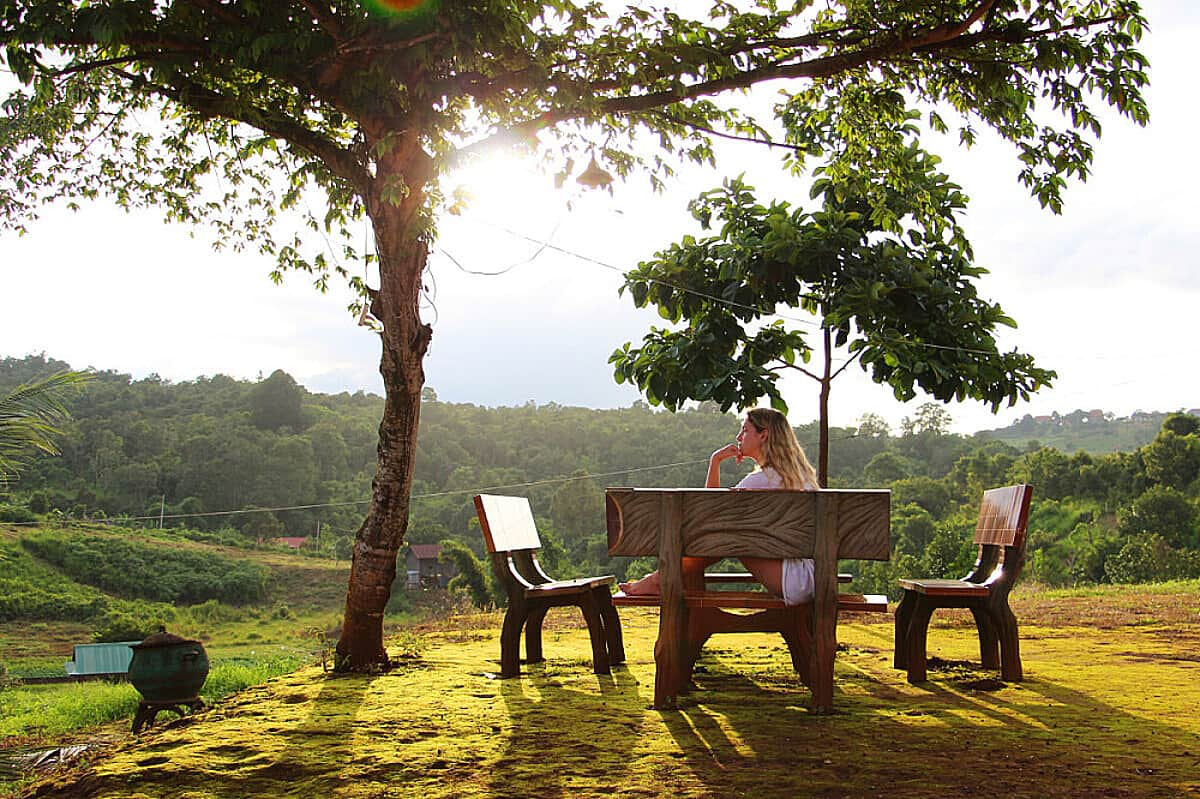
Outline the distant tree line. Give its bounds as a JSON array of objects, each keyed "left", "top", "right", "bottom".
[{"left": 2, "top": 354, "right": 1198, "bottom": 598}]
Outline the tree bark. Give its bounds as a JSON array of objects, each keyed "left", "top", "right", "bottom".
[{"left": 335, "top": 147, "right": 433, "bottom": 670}]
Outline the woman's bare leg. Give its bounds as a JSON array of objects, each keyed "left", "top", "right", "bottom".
[
  {"left": 740, "top": 557, "right": 784, "bottom": 600},
  {"left": 620, "top": 556, "right": 717, "bottom": 594}
]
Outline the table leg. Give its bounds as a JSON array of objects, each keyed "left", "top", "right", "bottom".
[
  {"left": 810, "top": 492, "right": 839, "bottom": 713},
  {"left": 654, "top": 492, "right": 684, "bottom": 709}
]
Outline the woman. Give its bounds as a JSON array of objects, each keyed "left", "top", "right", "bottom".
[{"left": 619, "top": 407, "right": 819, "bottom": 605}]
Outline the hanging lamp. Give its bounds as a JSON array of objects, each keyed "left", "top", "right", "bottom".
[{"left": 575, "top": 155, "right": 613, "bottom": 190}]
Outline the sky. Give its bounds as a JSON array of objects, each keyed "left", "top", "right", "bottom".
[{"left": 2, "top": 2, "right": 1198, "bottom": 437}]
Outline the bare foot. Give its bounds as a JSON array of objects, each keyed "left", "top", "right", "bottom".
[{"left": 618, "top": 571, "right": 661, "bottom": 595}]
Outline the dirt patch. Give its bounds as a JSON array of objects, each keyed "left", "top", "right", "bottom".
[{"left": 955, "top": 677, "right": 1008, "bottom": 691}]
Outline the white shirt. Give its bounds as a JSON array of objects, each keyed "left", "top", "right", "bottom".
[{"left": 735, "top": 466, "right": 816, "bottom": 490}]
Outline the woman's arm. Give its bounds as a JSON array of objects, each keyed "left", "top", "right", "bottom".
[{"left": 706, "top": 444, "right": 740, "bottom": 488}]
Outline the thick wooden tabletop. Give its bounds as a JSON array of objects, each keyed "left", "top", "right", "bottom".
[{"left": 606, "top": 488, "right": 890, "bottom": 560}]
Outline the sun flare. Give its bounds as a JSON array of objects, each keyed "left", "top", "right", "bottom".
[{"left": 446, "top": 153, "right": 572, "bottom": 223}]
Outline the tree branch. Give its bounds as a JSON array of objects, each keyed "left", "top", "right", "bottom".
[
  {"left": 914, "top": 13, "right": 1127, "bottom": 53},
  {"left": 454, "top": 4, "right": 1023, "bottom": 160},
  {"left": 721, "top": 24, "right": 866, "bottom": 56},
  {"left": 296, "top": 0, "right": 346, "bottom": 41},
  {"left": 829, "top": 348, "right": 863, "bottom": 381},
  {"left": 113, "top": 68, "right": 370, "bottom": 195},
  {"left": 592, "top": 11, "right": 1006, "bottom": 118},
  {"left": 440, "top": 25, "right": 866, "bottom": 106},
  {"left": 783, "top": 363, "right": 824, "bottom": 383},
  {"left": 646, "top": 110, "right": 807, "bottom": 152},
  {"left": 50, "top": 51, "right": 199, "bottom": 77},
  {"left": 333, "top": 30, "right": 439, "bottom": 57},
  {"left": 182, "top": 0, "right": 243, "bottom": 28},
  {"left": 905, "top": 0, "right": 995, "bottom": 50}
]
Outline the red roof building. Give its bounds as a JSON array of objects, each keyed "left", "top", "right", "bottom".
[{"left": 405, "top": 543, "right": 457, "bottom": 589}]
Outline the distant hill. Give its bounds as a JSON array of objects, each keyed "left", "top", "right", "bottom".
[{"left": 974, "top": 409, "right": 1193, "bottom": 453}]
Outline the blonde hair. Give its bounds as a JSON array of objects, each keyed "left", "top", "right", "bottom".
[{"left": 745, "top": 408, "right": 817, "bottom": 490}]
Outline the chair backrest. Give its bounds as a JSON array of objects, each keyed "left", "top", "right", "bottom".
[
  {"left": 474, "top": 494, "right": 542, "bottom": 554},
  {"left": 972, "top": 484, "right": 1034, "bottom": 549},
  {"left": 963, "top": 484, "right": 1033, "bottom": 588}
]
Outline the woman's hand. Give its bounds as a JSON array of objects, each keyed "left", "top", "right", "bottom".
[{"left": 711, "top": 442, "right": 742, "bottom": 465}]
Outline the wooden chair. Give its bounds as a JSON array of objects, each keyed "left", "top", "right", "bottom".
[
  {"left": 473, "top": 494, "right": 625, "bottom": 678},
  {"left": 894, "top": 484, "right": 1033, "bottom": 683}
]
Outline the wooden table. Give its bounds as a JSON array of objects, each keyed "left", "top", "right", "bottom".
[{"left": 606, "top": 488, "right": 890, "bottom": 712}]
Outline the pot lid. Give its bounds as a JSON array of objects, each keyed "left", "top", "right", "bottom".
[{"left": 133, "top": 628, "right": 202, "bottom": 649}]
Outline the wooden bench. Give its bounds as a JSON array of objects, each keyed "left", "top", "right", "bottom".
[
  {"left": 894, "top": 484, "right": 1033, "bottom": 683},
  {"left": 606, "top": 488, "right": 890, "bottom": 711},
  {"left": 474, "top": 494, "right": 625, "bottom": 678},
  {"left": 612, "top": 573, "right": 885, "bottom": 681}
]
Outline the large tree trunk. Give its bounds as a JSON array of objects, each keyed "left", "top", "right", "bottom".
[{"left": 335, "top": 151, "right": 433, "bottom": 670}]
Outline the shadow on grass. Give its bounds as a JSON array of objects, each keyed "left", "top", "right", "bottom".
[
  {"left": 490, "top": 663, "right": 646, "bottom": 799},
  {"left": 651, "top": 644, "right": 1200, "bottom": 799},
  {"left": 24, "top": 672, "right": 380, "bottom": 799}
]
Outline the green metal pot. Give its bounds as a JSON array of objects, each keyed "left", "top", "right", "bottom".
[{"left": 127, "top": 630, "right": 209, "bottom": 702}]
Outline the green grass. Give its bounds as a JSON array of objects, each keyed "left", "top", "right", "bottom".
[
  {"left": 200, "top": 653, "right": 308, "bottom": 701},
  {"left": 1022, "top": 577, "right": 1200, "bottom": 599},
  {"left": 0, "top": 654, "right": 308, "bottom": 744},
  {"left": 0, "top": 682, "right": 140, "bottom": 741},
  {"left": 2, "top": 657, "right": 67, "bottom": 679}
]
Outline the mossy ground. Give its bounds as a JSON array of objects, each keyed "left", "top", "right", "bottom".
[{"left": 16, "top": 587, "right": 1200, "bottom": 799}]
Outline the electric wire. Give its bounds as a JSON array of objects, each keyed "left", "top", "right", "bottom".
[
  {"left": 6, "top": 433, "right": 872, "bottom": 527},
  {"left": 438, "top": 214, "right": 567, "bottom": 277}
]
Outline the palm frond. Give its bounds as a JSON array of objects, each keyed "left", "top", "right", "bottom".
[{"left": 0, "top": 370, "right": 93, "bottom": 480}]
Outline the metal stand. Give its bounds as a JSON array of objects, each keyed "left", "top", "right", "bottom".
[{"left": 131, "top": 697, "right": 204, "bottom": 733}]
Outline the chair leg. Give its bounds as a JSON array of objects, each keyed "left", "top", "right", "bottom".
[
  {"left": 905, "top": 598, "right": 936, "bottom": 684},
  {"left": 894, "top": 590, "right": 917, "bottom": 670},
  {"left": 578, "top": 593, "right": 611, "bottom": 675},
  {"left": 499, "top": 604, "right": 527, "bottom": 678},
  {"left": 970, "top": 605, "right": 1000, "bottom": 670},
  {"left": 595, "top": 588, "right": 625, "bottom": 666},
  {"left": 991, "top": 600, "right": 1023, "bottom": 681},
  {"left": 525, "top": 605, "right": 549, "bottom": 664}
]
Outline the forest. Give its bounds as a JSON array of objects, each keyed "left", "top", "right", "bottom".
[{"left": 2, "top": 353, "right": 1198, "bottom": 601}]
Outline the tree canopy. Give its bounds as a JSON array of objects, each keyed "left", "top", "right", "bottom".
[
  {"left": 611, "top": 163, "right": 1054, "bottom": 482},
  {"left": 0, "top": 0, "right": 1150, "bottom": 668}
]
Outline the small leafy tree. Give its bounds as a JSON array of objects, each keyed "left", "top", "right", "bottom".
[
  {"left": 862, "top": 451, "right": 914, "bottom": 486},
  {"left": 439, "top": 539, "right": 498, "bottom": 610},
  {"left": 1104, "top": 535, "right": 1200, "bottom": 584},
  {"left": 1118, "top": 486, "right": 1197, "bottom": 550},
  {"left": 1162, "top": 413, "right": 1200, "bottom": 439},
  {"left": 901, "top": 404, "right": 956, "bottom": 438},
  {"left": 612, "top": 162, "right": 1054, "bottom": 483},
  {"left": 248, "top": 370, "right": 306, "bottom": 432},
  {"left": 1141, "top": 431, "right": 1200, "bottom": 492}
]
